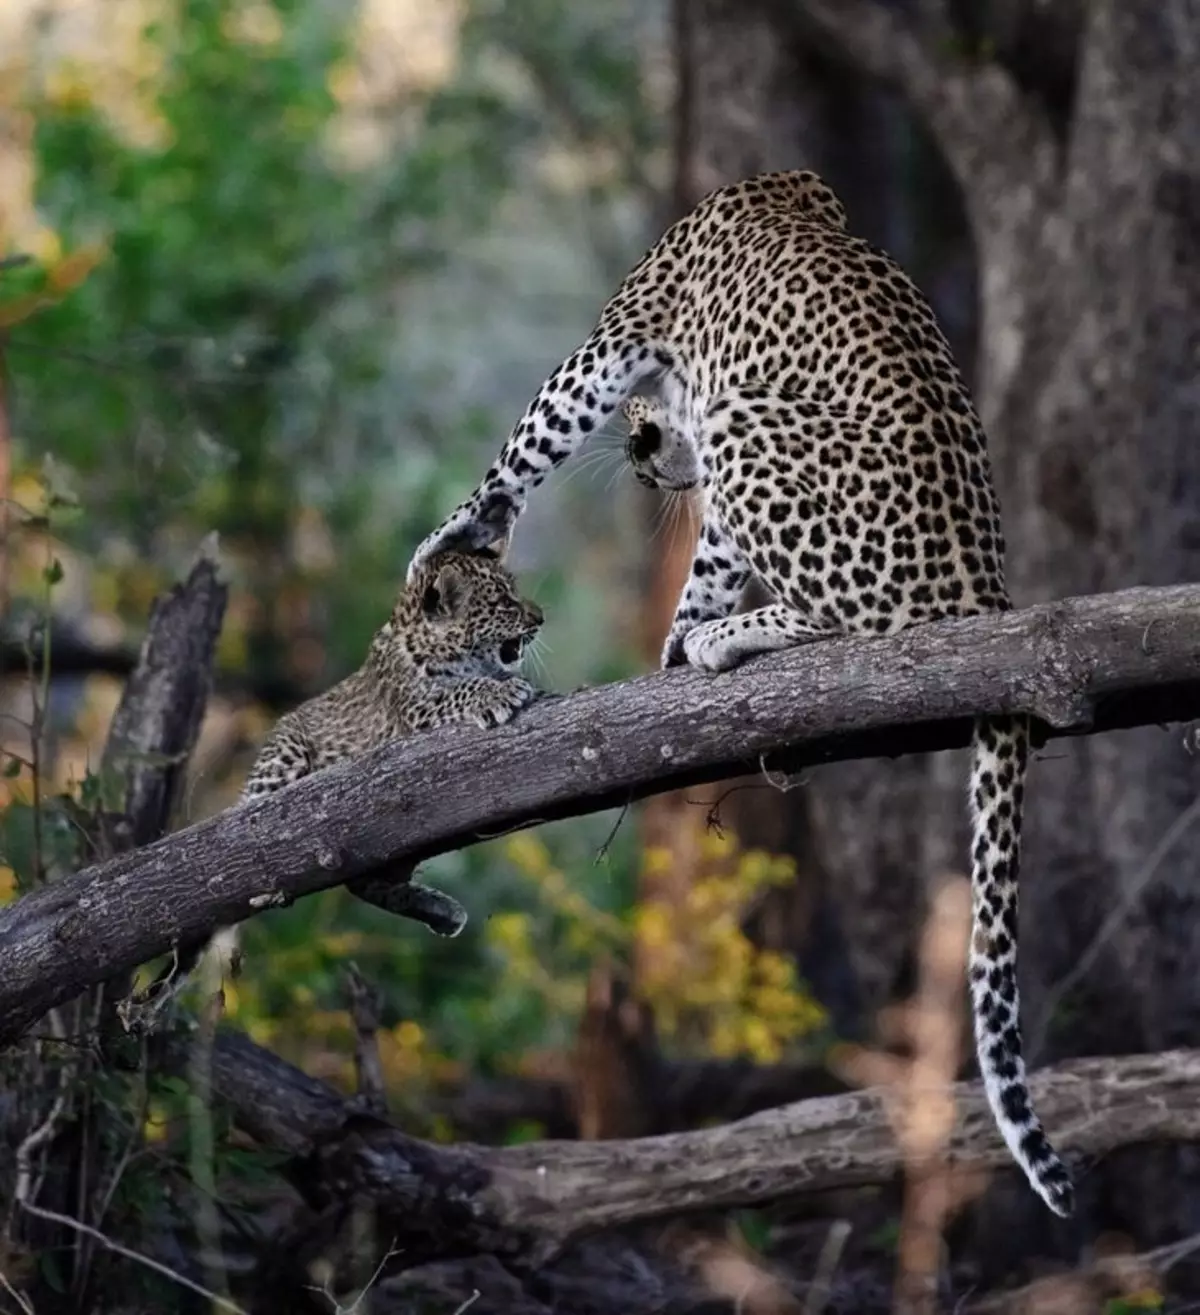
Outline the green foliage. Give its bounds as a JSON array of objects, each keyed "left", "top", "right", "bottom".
[
  {"left": 10, "top": 0, "right": 534, "bottom": 686},
  {"left": 229, "top": 810, "right": 641, "bottom": 1089},
  {"left": 2, "top": 0, "right": 665, "bottom": 1127},
  {"left": 1105, "top": 1294, "right": 1164, "bottom": 1314},
  {"left": 731, "top": 1208, "right": 773, "bottom": 1255}
]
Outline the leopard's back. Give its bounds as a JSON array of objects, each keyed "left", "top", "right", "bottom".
[{"left": 626, "top": 172, "right": 1011, "bottom": 620}]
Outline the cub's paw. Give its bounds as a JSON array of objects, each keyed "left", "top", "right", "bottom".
[
  {"left": 473, "top": 677, "right": 539, "bottom": 729},
  {"left": 682, "top": 620, "right": 743, "bottom": 673},
  {"left": 391, "top": 882, "right": 469, "bottom": 938}
]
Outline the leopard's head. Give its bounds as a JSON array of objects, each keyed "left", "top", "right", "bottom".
[{"left": 621, "top": 396, "right": 700, "bottom": 492}]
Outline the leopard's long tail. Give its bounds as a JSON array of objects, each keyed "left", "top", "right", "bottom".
[{"left": 967, "top": 714, "right": 1074, "bottom": 1216}]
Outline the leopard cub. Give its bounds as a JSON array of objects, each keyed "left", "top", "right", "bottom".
[
  {"left": 129, "top": 548, "right": 544, "bottom": 1027},
  {"left": 243, "top": 545, "right": 544, "bottom": 798}
]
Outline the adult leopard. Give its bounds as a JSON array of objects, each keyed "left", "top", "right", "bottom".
[{"left": 409, "top": 169, "right": 1072, "bottom": 1216}]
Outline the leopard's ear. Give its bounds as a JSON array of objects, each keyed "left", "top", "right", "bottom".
[{"left": 422, "top": 559, "right": 467, "bottom": 618}]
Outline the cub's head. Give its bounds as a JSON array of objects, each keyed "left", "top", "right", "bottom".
[
  {"left": 385, "top": 547, "right": 543, "bottom": 674},
  {"left": 621, "top": 396, "right": 700, "bottom": 492}
]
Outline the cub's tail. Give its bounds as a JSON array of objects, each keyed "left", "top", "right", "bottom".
[{"left": 968, "top": 714, "right": 1074, "bottom": 1216}]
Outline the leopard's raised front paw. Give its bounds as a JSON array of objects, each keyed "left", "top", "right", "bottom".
[
  {"left": 408, "top": 491, "right": 518, "bottom": 583},
  {"left": 473, "top": 677, "right": 538, "bottom": 729}
]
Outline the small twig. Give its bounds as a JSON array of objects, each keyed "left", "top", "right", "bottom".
[
  {"left": 188, "top": 962, "right": 235, "bottom": 1312},
  {"left": 307, "top": 1239, "right": 403, "bottom": 1314},
  {"left": 17, "top": 1197, "right": 247, "bottom": 1315},
  {"left": 13, "top": 1091, "right": 67, "bottom": 1214},
  {"left": 452, "top": 1293, "right": 481, "bottom": 1315},
  {"left": 473, "top": 815, "right": 549, "bottom": 842},
  {"left": 804, "top": 1219, "right": 852, "bottom": 1315},
  {"left": 0, "top": 1267, "right": 35, "bottom": 1315},
  {"left": 593, "top": 797, "right": 631, "bottom": 864},
  {"left": 92, "top": 1053, "right": 149, "bottom": 1237},
  {"left": 758, "top": 753, "right": 808, "bottom": 793},
  {"left": 688, "top": 783, "right": 748, "bottom": 835}
]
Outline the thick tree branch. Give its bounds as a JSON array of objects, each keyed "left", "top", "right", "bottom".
[
  {"left": 207, "top": 1031, "right": 1200, "bottom": 1263},
  {"left": 788, "top": 0, "right": 1061, "bottom": 226},
  {"left": 1, "top": 583, "right": 1199, "bottom": 1047}
]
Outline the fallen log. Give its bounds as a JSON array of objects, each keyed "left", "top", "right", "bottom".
[{"left": 206, "top": 1029, "right": 1200, "bottom": 1262}]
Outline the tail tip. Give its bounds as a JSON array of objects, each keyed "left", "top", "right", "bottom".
[{"left": 1037, "top": 1163, "right": 1075, "bottom": 1218}]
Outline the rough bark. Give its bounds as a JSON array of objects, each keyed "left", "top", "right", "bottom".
[
  {"left": 1, "top": 584, "right": 1198, "bottom": 1048},
  {"left": 793, "top": 0, "right": 1200, "bottom": 1271},
  {"left": 205, "top": 1028, "right": 1200, "bottom": 1263},
  {"left": 97, "top": 537, "right": 227, "bottom": 847}
]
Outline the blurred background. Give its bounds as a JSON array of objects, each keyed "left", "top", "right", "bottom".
[{"left": 2, "top": 0, "right": 1199, "bottom": 1310}]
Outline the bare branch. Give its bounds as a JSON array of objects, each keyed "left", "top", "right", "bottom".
[
  {"left": 98, "top": 534, "right": 227, "bottom": 847},
  {"left": 204, "top": 1030, "right": 1200, "bottom": 1263},
  {"left": 2, "top": 583, "right": 1200, "bottom": 1047},
  {"left": 16, "top": 1195, "right": 248, "bottom": 1315}
]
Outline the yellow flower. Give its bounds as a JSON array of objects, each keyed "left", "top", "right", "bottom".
[
  {"left": 634, "top": 902, "right": 674, "bottom": 951},
  {"left": 699, "top": 829, "right": 736, "bottom": 863},
  {"left": 640, "top": 846, "right": 674, "bottom": 878},
  {"left": 505, "top": 832, "right": 553, "bottom": 879},
  {"left": 488, "top": 911, "right": 532, "bottom": 955},
  {"left": 394, "top": 1019, "right": 424, "bottom": 1049}
]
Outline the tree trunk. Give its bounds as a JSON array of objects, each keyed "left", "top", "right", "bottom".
[
  {"left": 788, "top": 0, "right": 1200, "bottom": 1277},
  {"left": 638, "top": 0, "right": 930, "bottom": 1035},
  {"left": 970, "top": 1, "right": 1200, "bottom": 1266},
  {"left": 645, "top": 0, "right": 1200, "bottom": 1276}
]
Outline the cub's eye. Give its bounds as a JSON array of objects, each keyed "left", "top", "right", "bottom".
[
  {"left": 499, "top": 638, "right": 522, "bottom": 664},
  {"left": 421, "top": 584, "right": 441, "bottom": 616}
]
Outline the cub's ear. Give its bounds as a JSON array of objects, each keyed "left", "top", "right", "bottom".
[
  {"left": 422, "top": 560, "right": 466, "bottom": 617},
  {"left": 476, "top": 541, "right": 506, "bottom": 563}
]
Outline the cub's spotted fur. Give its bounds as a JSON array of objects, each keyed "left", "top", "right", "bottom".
[
  {"left": 243, "top": 547, "right": 543, "bottom": 795},
  {"left": 135, "top": 549, "right": 543, "bottom": 1023},
  {"left": 409, "top": 170, "right": 1071, "bottom": 1215}
]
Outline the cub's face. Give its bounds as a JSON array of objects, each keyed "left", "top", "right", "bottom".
[{"left": 397, "top": 548, "right": 543, "bottom": 672}]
